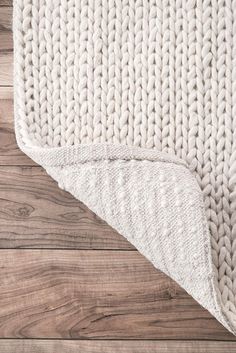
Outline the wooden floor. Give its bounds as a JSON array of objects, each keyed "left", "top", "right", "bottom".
[{"left": 1, "top": 1, "right": 236, "bottom": 352}]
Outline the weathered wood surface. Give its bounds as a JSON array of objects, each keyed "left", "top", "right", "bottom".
[
  {"left": 0, "top": 165, "right": 129, "bottom": 249},
  {"left": 0, "top": 7, "right": 12, "bottom": 31},
  {"left": 0, "top": 100, "right": 34, "bottom": 166},
  {"left": 0, "top": 7, "right": 12, "bottom": 87},
  {"left": 0, "top": 31, "right": 12, "bottom": 51},
  {"left": 0, "top": 340, "right": 236, "bottom": 353},
  {"left": 0, "top": 7, "right": 12, "bottom": 70},
  {"left": 0, "top": 52, "right": 12, "bottom": 85},
  {"left": 0, "top": 1, "right": 12, "bottom": 6},
  {"left": 0, "top": 250, "right": 233, "bottom": 340},
  {"left": 0, "top": 86, "right": 12, "bottom": 99}
]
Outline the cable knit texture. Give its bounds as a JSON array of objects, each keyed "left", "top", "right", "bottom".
[{"left": 14, "top": 0, "right": 236, "bottom": 334}]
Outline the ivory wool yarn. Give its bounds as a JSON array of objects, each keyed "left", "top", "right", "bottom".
[{"left": 14, "top": 0, "right": 236, "bottom": 334}]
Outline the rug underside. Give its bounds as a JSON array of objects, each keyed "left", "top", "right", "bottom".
[{"left": 14, "top": 0, "right": 236, "bottom": 334}]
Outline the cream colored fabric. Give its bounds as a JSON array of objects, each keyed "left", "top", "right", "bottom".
[{"left": 14, "top": 0, "right": 236, "bottom": 334}]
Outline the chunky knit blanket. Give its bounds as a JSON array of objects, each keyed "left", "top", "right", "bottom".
[{"left": 14, "top": 0, "right": 236, "bottom": 334}]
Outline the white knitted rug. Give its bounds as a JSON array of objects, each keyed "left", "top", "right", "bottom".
[{"left": 14, "top": 0, "right": 236, "bottom": 334}]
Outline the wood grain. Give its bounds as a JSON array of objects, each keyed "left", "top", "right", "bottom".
[
  {"left": 0, "top": 166, "right": 130, "bottom": 249},
  {"left": 0, "top": 100, "right": 37, "bottom": 165},
  {"left": 0, "top": 52, "right": 12, "bottom": 85},
  {"left": 0, "top": 340, "right": 236, "bottom": 353},
  {"left": 0, "top": 87, "right": 12, "bottom": 99},
  {"left": 0, "top": 1, "right": 12, "bottom": 6},
  {"left": 0, "top": 249, "right": 233, "bottom": 340},
  {"left": 0, "top": 31, "right": 12, "bottom": 51},
  {"left": 0, "top": 7, "right": 12, "bottom": 86},
  {"left": 0, "top": 7, "right": 12, "bottom": 31},
  {"left": 0, "top": 6, "right": 12, "bottom": 53}
]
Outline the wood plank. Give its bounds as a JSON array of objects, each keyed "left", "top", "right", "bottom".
[
  {"left": 0, "top": 100, "right": 37, "bottom": 166},
  {"left": 0, "top": 340, "right": 236, "bottom": 353},
  {"left": 0, "top": 166, "right": 130, "bottom": 249},
  {"left": 0, "top": 86, "right": 12, "bottom": 99},
  {"left": 0, "top": 7, "right": 12, "bottom": 31},
  {"left": 0, "top": 1, "right": 12, "bottom": 6},
  {"left": 0, "top": 9, "right": 12, "bottom": 82},
  {"left": 0, "top": 7, "right": 12, "bottom": 52},
  {"left": 0, "top": 31, "right": 12, "bottom": 52},
  {"left": 0, "top": 249, "right": 233, "bottom": 340},
  {"left": 0, "top": 52, "right": 12, "bottom": 85},
  {"left": 0, "top": 8, "right": 17, "bottom": 85}
]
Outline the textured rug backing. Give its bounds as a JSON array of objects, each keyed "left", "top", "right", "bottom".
[{"left": 14, "top": 0, "right": 236, "bottom": 334}]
